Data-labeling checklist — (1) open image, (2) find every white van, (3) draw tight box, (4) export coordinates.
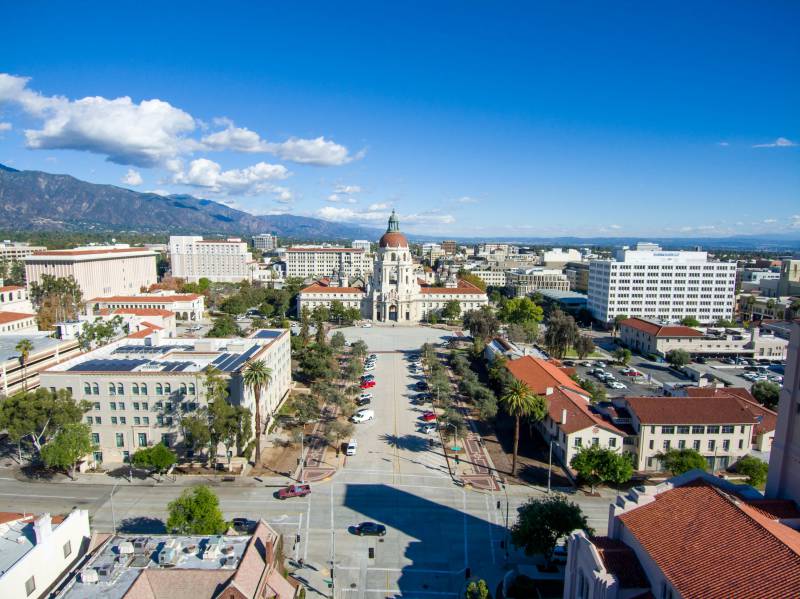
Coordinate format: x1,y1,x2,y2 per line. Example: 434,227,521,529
346,438,358,456
351,409,375,423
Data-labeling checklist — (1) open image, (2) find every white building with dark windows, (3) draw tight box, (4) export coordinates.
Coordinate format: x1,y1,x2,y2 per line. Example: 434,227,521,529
252,233,279,251
297,212,488,323
588,242,736,324
284,247,373,279
168,236,255,283
39,329,291,464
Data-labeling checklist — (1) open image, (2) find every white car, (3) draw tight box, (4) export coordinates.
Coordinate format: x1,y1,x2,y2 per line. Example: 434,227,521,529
361,323,373,328
350,409,375,423
420,423,437,435
364,365,375,372
608,381,627,390
345,438,358,456
359,393,373,401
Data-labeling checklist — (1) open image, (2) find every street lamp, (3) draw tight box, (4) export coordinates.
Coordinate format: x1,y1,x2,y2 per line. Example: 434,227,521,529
446,422,462,452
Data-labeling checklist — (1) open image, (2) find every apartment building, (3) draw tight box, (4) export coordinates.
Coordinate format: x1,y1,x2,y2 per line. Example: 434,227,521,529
564,261,589,292
25,247,158,299
0,510,91,599
505,357,625,466
284,247,373,279
421,243,445,263
739,293,798,321
564,470,800,599
619,316,788,359
0,241,47,262
441,240,457,255
39,329,291,464
469,269,507,288
506,267,570,297
252,233,278,251
1,334,81,397
86,293,205,321
588,242,736,324
169,236,255,283
56,520,297,599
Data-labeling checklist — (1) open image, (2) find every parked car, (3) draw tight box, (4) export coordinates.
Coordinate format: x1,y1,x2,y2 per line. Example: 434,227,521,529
361,374,375,381
595,361,606,368
361,323,373,328
694,356,707,364
356,397,371,406
278,484,311,499
359,393,373,401
369,354,378,359
416,381,428,390
354,522,386,536
232,518,256,533
360,380,376,389
345,438,358,456
420,411,437,422
420,423,437,435
364,365,375,372
608,381,627,390
351,409,375,423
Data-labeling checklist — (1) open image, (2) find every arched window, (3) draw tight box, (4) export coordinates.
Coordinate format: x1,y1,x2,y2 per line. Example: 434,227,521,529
140,383,147,395
180,383,187,395
156,383,163,395
84,383,91,395
164,383,171,394
109,383,116,395
132,383,139,395
392,252,396,261
117,383,124,395
188,383,196,395
92,383,99,395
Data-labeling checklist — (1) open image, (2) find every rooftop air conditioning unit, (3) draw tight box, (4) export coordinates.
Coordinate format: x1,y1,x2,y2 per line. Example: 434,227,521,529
133,538,147,552
117,541,134,555
159,547,179,567
80,569,99,584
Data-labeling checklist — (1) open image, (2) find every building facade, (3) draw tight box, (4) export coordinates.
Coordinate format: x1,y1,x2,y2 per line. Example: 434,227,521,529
169,236,255,283
588,242,737,324
86,293,205,321
542,247,582,267
0,241,47,262
506,267,570,297
284,247,373,279
39,329,291,464
0,311,37,334
469,269,507,288
0,284,34,313
1,334,81,397
351,239,372,254
25,247,158,300
252,233,278,251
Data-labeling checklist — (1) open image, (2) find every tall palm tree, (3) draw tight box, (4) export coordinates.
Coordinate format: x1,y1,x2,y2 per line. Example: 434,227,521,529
242,359,272,465
501,379,547,477
15,339,33,392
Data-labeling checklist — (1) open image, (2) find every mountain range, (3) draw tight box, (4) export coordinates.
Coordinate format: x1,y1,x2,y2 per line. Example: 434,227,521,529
0,163,380,240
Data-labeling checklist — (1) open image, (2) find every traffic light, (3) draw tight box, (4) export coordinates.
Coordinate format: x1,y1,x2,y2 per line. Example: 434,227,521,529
368,547,375,559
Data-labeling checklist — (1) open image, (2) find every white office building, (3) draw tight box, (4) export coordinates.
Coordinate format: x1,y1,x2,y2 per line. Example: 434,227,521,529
252,233,279,251
284,247,373,279
0,241,47,262
351,239,372,254
168,236,255,283
506,267,570,297
588,243,736,324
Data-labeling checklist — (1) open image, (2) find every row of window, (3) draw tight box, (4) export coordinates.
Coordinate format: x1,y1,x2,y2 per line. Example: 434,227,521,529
86,411,183,426
91,400,198,412
653,424,742,434
83,382,197,396
649,438,743,452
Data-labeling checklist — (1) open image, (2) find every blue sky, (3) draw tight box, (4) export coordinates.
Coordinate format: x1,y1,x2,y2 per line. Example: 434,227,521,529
0,1,798,237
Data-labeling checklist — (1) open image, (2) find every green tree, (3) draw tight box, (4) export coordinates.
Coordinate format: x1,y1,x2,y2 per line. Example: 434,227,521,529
40,422,94,480
497,296,544,325
570,446,633,494
573,376,606,403
132,443,177,478
457,270,488,291
330,331,346,350
611,314,628,338
77,316,125,351
206,314,241,338
299,306,311,346
442,300,462,321
613,347,632,365
326,420,355,454
543,309,579,359
715,318,736,328
680,316,701,327
29,274,84,330
462,306,500,341
350,340,368,359
666,348,691,370
501,379,547,476
181,413,212,460
735,456,769,487
511,494,592,565
657,448,707,475
15,339,34,392
166,486,228,534
242,359,272,464
574,335,595,359
465,579,491,599
751,381,781,410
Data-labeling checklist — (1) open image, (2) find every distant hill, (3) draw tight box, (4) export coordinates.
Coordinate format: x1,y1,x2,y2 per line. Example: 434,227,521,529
0,164,380,240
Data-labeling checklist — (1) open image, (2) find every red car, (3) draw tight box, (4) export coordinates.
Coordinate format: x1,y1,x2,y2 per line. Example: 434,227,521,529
360,380,376,389
420,411,436,422
277,484,311,499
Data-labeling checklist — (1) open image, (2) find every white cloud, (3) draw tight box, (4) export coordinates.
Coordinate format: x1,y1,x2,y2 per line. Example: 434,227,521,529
335,184,361,194
0,122,11,132
454,195,479,204
790,215,800,229
172,158,289,195
763,218,778,224
145,189,170,196
201,121,267,153
753,137,797,148
0,73,199,167
368,202,389,210
316,205,454,226
121,169,143,186
317,206,389,223
271,186,294,203
326,193,357,203
716,141,729,147
608,224,622,230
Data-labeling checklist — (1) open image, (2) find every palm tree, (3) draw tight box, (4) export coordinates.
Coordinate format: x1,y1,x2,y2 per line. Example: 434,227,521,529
15,339,33,392
242,359,272,465
501,379,547,476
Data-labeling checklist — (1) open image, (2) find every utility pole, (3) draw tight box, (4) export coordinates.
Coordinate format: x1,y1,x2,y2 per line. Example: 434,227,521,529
110,481,119,533
547,440,553,494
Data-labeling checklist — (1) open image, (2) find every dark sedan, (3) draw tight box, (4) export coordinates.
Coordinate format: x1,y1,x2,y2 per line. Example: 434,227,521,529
354,522,387,536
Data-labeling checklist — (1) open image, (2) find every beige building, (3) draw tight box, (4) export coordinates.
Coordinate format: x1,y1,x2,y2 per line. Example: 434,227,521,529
564,261,590,292
25,247,157,300
297,278,366,316
542,247,582,267
469,269,507,288
39,329,291,464
284,247,373,279
0,311,37,334
620,316,788,359
0,285,34,313
169,236,255,283
1,334,81,397
86,293,205,321
0,241,47,261
506,267,570,297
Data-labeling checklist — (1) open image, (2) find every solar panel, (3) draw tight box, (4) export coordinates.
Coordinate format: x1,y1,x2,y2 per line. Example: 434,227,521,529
220,345,261,372
252,329,281,339
68,359,149,372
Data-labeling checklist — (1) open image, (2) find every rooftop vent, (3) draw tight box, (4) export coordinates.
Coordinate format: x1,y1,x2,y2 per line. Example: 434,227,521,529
117,541,134,555
80,569,99,584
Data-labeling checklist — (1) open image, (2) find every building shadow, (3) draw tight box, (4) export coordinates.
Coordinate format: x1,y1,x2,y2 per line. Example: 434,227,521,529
118,516,166,533
342,483,509,597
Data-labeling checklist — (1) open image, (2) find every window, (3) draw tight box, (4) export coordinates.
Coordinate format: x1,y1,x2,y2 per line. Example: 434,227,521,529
118,402,125,410
109,383,117,395
708,440,716,451
142,402,149,410
164,383,171,394
25,576,36,596
188,383,196,395
140,383,147,395
84,383,91,395
120,417,127,425
180,383,188,395
707,425,720,434
649,440,654,450
691,425,705,434
94,417,102,424
93,402,100,410
609,437,617,448
739,439,744,449
138,433,147,447
111,417,118,424
117,383,124,395
721,425,734,434
574,437,582,447
110,402,117,411
134,417,141,425
661,426,675,435
161,433,171,447
592,437,599,446
677,426,690,434
723,440,730,451
132,383,139,395
663,440,671,450
63,540,72,558
143,417,150,425
133,402,140,411
693,440,701,450
91,433,100,444
116,433,124,447
156,383,163,395
92,383,99,395
678,440,686,449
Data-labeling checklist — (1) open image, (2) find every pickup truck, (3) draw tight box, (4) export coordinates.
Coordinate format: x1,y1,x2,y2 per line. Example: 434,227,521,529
277,484,311,499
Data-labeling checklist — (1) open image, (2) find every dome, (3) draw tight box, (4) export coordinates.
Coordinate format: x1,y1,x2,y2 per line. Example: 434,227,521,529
378,210,409,247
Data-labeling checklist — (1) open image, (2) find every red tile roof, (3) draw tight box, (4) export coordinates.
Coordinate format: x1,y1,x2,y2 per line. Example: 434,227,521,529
506,356,584,395
127,326,160,339
0,285,24,293
590,536,649,589
685,387,777,436
745,499,800,520
619,481,800,598
32,247,153,256
621,317,704,338
419,279,486,295
113,308,175,317
0,311,35,324
379,231,409,248
90,294,202,303
300,279,365,294
286,247,364,252
625,395,757,425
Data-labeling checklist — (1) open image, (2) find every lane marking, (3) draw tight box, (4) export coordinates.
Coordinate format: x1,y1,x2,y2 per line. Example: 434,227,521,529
0,492,101,500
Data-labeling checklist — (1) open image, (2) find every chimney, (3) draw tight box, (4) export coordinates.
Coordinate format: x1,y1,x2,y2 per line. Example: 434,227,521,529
546,387,554,396
33,513,52,544
561,409,567,424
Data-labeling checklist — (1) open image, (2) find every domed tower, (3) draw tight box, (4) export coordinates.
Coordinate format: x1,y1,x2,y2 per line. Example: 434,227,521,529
371,211,420,322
